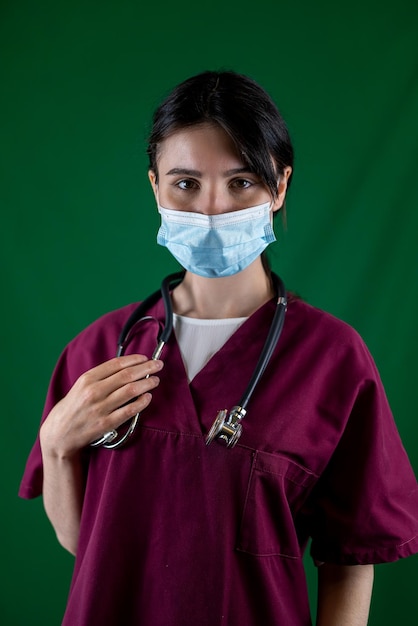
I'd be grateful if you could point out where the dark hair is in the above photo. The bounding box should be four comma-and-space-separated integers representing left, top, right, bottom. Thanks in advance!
147, 70, 294, 199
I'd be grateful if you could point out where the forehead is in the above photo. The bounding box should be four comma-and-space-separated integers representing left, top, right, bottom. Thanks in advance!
156, 123, 245, 170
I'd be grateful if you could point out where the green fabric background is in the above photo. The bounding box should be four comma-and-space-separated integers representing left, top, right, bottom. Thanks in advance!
1, 0, 417, 623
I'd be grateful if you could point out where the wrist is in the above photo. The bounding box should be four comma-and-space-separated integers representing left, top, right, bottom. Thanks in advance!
40, 422, 82, 462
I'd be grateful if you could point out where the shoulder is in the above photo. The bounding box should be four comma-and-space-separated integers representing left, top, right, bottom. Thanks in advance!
286, 296, 363, 344
284, 296, 378, 379
71, 302, 139, 345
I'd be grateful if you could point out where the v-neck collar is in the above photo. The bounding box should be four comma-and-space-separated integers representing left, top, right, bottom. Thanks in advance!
142, 294, 278, 438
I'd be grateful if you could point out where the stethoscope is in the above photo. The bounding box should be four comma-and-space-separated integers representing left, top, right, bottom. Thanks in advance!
91, 271, 287, 450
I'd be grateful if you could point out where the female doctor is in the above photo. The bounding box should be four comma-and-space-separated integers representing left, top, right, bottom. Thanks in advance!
20, 71, 418, 626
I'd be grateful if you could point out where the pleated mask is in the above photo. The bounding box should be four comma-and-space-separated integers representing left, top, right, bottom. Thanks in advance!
157, 201, 276, 278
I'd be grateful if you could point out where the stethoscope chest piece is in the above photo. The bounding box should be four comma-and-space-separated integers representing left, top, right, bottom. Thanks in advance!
205, 405, 247, 448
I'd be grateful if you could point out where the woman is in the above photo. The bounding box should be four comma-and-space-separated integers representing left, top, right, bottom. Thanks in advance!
20, 71, 418, 626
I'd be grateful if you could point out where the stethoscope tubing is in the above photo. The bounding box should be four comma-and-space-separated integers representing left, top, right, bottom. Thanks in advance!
91, 270, 286, 449
238, 273, 287, 409
116, 271, 185, 356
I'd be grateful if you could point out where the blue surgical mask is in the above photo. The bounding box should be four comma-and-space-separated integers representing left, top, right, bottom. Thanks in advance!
157, 202, 276, 278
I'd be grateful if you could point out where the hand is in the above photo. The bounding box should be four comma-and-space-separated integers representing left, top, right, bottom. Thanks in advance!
40, 354, 163, 458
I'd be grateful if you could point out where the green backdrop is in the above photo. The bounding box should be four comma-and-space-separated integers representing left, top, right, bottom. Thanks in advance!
1, 0, 417, 624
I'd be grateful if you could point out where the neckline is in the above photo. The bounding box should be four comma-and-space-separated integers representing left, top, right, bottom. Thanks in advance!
173, 313, 248, 325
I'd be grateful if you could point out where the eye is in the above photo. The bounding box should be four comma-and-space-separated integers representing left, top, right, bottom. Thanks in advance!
230, 178, 254, 189
175, 179, 199, 190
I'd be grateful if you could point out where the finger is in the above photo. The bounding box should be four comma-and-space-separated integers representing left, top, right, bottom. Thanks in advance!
105, 374, 161, 415
45, 359, 164, 451
96, 359, 164, 401
75, 358, 163, 401
91, 383, 158, 441
102, 356, 164, 381
80, 354, 155, 384
108, 390, 155, 430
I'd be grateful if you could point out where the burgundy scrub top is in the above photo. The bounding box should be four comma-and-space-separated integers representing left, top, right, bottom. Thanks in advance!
20, 295, 418, 626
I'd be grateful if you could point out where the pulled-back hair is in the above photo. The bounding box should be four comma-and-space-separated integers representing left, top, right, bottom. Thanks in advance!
147, 70, 294, 198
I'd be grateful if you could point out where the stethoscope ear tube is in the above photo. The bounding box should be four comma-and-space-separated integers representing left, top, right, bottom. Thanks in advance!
90, 414, 140, 449
90, 271, 184, 450
159, 271, 185, 344
116, 271, 185, 353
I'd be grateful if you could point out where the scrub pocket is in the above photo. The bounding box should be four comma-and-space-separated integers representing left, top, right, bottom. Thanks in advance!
236, 450, 317, 558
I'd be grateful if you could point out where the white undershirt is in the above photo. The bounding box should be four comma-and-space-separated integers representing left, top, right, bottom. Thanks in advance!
173, 313, 248, 381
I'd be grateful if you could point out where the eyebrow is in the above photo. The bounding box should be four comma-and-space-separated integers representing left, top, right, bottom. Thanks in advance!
165, 167, 255, 177
166, 168, 202, 177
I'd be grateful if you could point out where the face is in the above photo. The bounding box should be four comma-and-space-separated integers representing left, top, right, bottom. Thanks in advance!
148, 123, 291, 215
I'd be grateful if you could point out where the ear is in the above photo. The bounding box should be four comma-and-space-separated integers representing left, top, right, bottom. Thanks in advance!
148, 170, 159, 203
272, 166, 292, 213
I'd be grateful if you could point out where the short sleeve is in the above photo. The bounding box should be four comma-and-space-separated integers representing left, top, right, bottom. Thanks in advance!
306, 341, 418, 565
18, 345, 76, 499
18, 305, 131, 500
